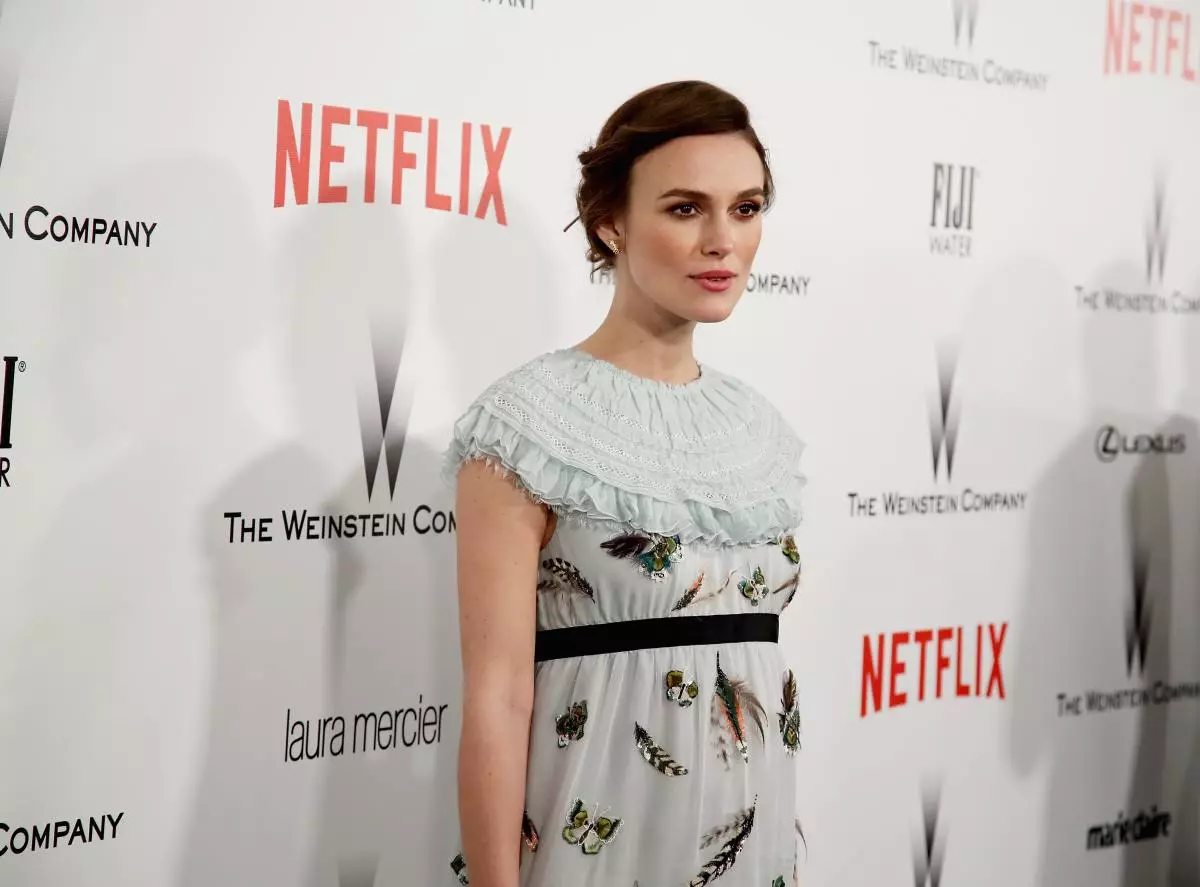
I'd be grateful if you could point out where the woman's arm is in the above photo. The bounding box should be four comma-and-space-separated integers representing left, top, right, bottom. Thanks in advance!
454, 458, 547, 887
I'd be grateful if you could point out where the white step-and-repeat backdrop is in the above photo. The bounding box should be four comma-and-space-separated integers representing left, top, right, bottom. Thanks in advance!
1, 0, 1198, 884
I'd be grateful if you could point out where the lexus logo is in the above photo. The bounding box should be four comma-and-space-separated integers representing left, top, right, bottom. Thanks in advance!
0, 0, 18, 173
1145, 176, 1168, 285
951, 0, 979, 48
1095, 426, 1186, 463
913, 781, 946, 887
358, 326, 410, 501
929, 347, 960, 482
1127, 538, 1151, 678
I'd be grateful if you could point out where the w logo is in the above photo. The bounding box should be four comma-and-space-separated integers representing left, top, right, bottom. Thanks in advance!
1145, 177, 1169, 285
1126, 538, 1152, 678
358, 327, 411, 501
929, 346, 961, 483
951, 0, 980, 48
913, 781, 946, 887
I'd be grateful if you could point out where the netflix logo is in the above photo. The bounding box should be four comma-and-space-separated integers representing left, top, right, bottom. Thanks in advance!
273, 100, 511, 225
861, 623, 1008, 718
1104, 1, 1199, 81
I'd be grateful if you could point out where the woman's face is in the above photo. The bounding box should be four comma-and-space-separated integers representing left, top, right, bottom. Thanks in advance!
603, 132, 766, 325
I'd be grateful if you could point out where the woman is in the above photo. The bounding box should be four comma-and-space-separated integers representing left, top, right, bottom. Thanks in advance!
443, 80, 806, 887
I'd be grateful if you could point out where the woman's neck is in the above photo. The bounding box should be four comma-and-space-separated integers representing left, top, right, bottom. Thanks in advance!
576, 292, 700, 386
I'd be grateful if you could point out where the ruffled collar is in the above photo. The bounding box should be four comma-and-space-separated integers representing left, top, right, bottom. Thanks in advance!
443, 348, 806, 546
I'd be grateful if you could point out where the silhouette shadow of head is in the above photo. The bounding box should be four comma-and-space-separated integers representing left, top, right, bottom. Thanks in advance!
265, 201, 462, 887
47, 156, 268, 447
426, 194, 565, 406
1002, 254, 1173, 887
184, 195, 421, 887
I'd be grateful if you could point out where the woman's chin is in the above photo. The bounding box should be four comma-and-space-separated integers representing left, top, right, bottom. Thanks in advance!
684, 294, 741, 324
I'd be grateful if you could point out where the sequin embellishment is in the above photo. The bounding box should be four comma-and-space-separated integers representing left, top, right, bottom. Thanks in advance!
779, 670, 801, 755
522, 811, 540, 851
634, 722, 689, 776
691, 798, 757, 886
671, 571, 706, 611
561, 799, 622, 854
737, 566, 769, 606
538, 557, 596, 602
555, 700, 588, 748
601, 532, 683, 581
665, 669, 700, 707
776, 534, 800, 565
711, 653, 766, 767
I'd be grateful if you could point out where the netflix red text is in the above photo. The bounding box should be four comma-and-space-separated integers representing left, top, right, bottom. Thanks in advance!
1105, 1, 1199, 81
274, 100, 511, 225
861, 622, 1008, 718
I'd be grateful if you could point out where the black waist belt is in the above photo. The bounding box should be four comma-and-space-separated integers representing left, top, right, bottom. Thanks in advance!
534, 613, 779, 662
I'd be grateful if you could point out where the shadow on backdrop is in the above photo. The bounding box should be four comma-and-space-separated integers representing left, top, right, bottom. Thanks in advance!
3, 156, 269, 887
1166, 267, 1200, 887
427, 196, 566, 408
1008, 258, 1198, 887
178, 195, 456, 887
423, 195, 563, 880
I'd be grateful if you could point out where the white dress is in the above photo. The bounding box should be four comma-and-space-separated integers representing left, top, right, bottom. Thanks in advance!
443, 348, 807, 887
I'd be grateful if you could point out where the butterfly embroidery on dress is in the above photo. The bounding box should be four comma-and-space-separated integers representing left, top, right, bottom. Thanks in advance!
555, 700, 588, 748
561, 798, 622, 854
665, 669, 700, 707
774, 533, 800, 565
737, 566, 769, 606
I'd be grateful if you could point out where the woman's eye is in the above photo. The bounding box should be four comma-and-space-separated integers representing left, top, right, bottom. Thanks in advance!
670, 203, 698, 217
737, 202, 763, 216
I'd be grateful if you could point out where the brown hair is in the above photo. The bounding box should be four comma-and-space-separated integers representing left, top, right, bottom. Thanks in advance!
572, 80, 774, 271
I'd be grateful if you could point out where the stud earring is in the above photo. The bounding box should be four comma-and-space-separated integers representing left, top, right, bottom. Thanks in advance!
607, 239, 620, 256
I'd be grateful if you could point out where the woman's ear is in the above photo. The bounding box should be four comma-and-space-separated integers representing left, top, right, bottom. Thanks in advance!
595, 218, 622, 253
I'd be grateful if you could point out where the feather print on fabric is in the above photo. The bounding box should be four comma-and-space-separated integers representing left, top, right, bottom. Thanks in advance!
780, 573, 800, 611
671, 571, 706, 611
633, 722, 689, 776
773, 569, 800, 598
600, 531, 654, 560
537, 557, 596, 602
711, 652, 766, 765
679, 569, 732, 611
689, 798, 757, 886
699, 806, 755, 849
601, 531, 683, 580
779, 669, 801, 755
